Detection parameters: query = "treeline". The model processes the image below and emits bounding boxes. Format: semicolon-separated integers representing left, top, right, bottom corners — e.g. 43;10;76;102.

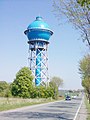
79;54;90;103
0;67;63;99
0;81;11;97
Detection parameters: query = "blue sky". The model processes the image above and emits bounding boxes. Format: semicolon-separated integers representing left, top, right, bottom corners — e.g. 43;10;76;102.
0;0;87;90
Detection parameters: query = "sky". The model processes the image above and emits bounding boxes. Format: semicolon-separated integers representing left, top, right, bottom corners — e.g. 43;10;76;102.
0;0;88;90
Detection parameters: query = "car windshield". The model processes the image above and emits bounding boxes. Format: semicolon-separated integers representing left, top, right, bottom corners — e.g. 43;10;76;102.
66;96;70;98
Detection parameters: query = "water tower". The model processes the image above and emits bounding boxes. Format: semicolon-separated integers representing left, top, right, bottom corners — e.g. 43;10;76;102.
24;16;53;86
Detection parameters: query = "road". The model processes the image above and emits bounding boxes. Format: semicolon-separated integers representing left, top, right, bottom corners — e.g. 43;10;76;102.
0;96;83;120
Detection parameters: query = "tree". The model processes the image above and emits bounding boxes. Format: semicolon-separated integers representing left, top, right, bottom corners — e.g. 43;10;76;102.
49;76;63;99
79;54;90;79
11;67;34;98
82;77;90;103
77;0;90;8
79;54;90;102
53;0;90;47
0;81;8;93
50;77;63;88
0;81;11;97
30;86;54;99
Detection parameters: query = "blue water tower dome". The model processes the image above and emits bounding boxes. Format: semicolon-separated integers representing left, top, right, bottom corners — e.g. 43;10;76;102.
24;16;53;42
24;16;53;86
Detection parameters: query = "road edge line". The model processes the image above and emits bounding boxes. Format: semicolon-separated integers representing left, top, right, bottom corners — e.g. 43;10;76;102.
73;97;83;120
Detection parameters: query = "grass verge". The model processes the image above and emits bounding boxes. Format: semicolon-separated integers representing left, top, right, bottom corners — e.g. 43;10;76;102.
0;97;63;111
85;97;90;120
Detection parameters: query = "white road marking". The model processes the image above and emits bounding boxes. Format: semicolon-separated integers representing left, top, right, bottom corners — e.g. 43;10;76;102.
73;97;83;120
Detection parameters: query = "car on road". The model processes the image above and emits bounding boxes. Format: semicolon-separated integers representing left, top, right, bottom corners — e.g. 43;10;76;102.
72;95;77;99
65;95;71;100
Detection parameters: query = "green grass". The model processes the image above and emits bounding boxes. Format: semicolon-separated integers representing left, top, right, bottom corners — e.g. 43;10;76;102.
85;97;90;120
0;97;59;111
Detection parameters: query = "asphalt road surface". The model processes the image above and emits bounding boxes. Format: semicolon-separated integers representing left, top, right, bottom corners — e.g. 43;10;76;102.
0;96;83;120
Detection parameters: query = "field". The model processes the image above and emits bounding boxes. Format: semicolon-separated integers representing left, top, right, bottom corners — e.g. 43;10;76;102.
0;97;54;111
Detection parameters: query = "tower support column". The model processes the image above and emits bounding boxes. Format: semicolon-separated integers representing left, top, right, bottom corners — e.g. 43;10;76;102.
28;41;49;86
